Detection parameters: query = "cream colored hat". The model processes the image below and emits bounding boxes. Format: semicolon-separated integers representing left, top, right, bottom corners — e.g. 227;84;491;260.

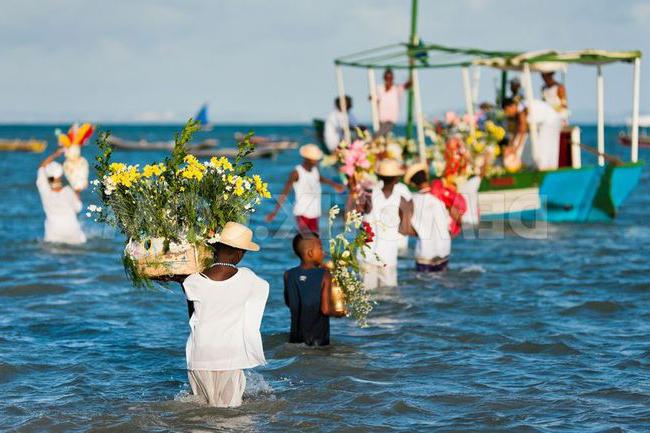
376;158;405;177
217;222;260;251
299;144;323;161
45;161;64;178
404;162;428;185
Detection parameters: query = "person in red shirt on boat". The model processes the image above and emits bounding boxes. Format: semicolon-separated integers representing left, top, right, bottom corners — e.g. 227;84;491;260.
266;144;345;233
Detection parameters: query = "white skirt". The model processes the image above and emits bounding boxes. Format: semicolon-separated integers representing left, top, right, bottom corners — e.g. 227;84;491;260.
188;369;246;407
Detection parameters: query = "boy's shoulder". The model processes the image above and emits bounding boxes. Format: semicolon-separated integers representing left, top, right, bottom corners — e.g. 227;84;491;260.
238;267;269;288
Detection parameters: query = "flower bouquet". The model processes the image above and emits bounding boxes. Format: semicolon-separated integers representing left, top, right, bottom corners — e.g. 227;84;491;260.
91;120;271;286
56;123;95;192
326;205;375;327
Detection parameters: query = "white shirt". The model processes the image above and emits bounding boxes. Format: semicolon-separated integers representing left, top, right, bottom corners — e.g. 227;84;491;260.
183;267;269;371
411;192;451;260
293;165;322;218
36;167;86;244
362;182;412;267
377;84;405;123
324;110;357;152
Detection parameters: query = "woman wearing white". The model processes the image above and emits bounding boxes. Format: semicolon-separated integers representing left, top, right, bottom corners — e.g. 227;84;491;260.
36;148;86;244
182;222;269;407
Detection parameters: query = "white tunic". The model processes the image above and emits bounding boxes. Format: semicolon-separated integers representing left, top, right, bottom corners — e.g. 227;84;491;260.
411;192;451;261
377;84;404;123
36;167;86;244
183;268;269;371
362;183;412;267
528;99;562;171
293;165;322;218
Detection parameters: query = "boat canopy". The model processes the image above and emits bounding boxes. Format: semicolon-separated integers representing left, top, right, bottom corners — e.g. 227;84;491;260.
334;43;519;70
475;49;642;71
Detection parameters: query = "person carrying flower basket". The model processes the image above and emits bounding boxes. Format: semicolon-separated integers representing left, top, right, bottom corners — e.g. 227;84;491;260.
284;231;344;346
266;144;345;233
358;159;413;289
182;222;269;407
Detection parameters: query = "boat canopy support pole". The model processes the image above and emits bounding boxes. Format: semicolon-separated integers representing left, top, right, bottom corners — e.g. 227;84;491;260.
336;65;352;144
631;57;641;163
412;68;426;162
597;65;605;166
522;63;538;159
368;68;380;133
462;66;476;135
471;65;481;110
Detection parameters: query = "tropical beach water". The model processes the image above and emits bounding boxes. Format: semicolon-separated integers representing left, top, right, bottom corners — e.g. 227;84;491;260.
1;124;649;432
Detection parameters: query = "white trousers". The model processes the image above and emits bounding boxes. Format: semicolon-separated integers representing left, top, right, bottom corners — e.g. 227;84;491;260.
362;264;398;289
188;369;246;407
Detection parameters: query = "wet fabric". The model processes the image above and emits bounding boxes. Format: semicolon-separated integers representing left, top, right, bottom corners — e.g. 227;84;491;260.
188;369;246;407
284;266;329;346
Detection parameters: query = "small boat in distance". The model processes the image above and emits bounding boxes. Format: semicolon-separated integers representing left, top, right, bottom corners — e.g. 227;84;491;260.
619;115;650;147
106;136;218;151
0;139;47;153
196;103;213;131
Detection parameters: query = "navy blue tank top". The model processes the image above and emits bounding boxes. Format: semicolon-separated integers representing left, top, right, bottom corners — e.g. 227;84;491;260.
284;266;330;346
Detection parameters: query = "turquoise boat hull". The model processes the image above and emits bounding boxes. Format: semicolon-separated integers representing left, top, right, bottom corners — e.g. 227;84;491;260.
478;162;644;222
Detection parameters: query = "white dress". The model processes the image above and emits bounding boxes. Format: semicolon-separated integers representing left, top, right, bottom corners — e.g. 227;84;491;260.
183;268;269;407
36;167;86;244
528;100;562;171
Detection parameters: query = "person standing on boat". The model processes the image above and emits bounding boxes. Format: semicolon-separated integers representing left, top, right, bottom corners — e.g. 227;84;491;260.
182;222;268;407
359;159;413;289
402;163;452;272
541;72;569;124
266;144;345;233
503;98;562;171
324;95;359;152
36;148;86;245
374;68;412;138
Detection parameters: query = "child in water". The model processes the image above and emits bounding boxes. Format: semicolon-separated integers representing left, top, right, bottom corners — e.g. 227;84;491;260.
284;232;344;346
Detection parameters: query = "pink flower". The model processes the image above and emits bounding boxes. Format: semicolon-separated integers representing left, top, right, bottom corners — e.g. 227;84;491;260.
445;111;459;125
462;113;476;126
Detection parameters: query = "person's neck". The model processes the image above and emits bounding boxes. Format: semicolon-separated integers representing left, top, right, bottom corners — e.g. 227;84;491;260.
300;260;320;270
418;183;430;192
382;182;395;196
302;161;313;170
204;258;239;281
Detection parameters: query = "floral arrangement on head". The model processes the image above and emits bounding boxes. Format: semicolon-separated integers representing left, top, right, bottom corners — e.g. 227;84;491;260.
326;205;375;327
90;120;272;284
56;123;95;148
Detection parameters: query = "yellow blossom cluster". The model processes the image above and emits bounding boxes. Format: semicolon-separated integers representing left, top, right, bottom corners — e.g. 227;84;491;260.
142;163;166;178
252;174;271;198
209;156;233;171
485;121;506;142
178;155;207;181
108;164;141;188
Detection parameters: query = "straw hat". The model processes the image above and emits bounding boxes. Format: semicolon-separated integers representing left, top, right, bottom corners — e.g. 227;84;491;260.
299;144;323;161
404;162;428;185
376;159;405;177
45;161;64;178
217;222;260;251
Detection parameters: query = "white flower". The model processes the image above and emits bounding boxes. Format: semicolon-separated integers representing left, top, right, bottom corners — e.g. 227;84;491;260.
328;205;340;220
85;212;92;218
342;250;350;258
206;233;221;244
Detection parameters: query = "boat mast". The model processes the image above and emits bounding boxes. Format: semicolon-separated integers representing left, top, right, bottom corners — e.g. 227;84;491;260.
406;0;418;140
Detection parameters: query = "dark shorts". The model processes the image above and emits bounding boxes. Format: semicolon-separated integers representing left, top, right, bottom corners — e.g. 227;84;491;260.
415;258;449;272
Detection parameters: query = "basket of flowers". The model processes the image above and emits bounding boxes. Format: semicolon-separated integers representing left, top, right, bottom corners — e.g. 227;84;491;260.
90;120;271;286
326;205;376;326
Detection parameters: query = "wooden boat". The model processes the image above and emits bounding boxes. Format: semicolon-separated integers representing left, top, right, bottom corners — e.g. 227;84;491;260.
234;132;298;151
618;116;650;147
188;146;278;159
107;135;218;151
0;139;47;153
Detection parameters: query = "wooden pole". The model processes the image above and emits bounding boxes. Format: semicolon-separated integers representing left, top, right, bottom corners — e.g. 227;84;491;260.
471;65;481;110
412;68;426;162
522;63;538;161
368;68;380;133
335;65;351;144
597;65;605;167
461;66;476;135
406;0;419;140
631;58;641;163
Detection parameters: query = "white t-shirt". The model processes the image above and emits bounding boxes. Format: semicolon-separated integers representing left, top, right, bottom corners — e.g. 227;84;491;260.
362;182;412;267
36;167;86;244
377;84;405;123
183;267;269;371
293;165;322;218
411;192;451;260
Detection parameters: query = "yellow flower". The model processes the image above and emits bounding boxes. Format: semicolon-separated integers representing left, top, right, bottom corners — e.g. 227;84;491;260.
109;162;126;172
234;177;245;196
209;156;233;171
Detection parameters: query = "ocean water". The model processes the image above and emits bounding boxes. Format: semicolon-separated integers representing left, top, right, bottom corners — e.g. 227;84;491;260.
0;124;649;432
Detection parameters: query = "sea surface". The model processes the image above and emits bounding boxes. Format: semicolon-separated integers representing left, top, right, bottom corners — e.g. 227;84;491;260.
0;124;649;432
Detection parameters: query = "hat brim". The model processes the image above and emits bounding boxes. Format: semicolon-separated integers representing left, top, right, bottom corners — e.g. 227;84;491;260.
299;150;323;161
219;239;260;252
377;169;405;177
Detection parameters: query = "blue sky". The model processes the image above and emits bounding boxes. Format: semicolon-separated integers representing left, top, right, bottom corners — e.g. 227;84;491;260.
0;0;648;123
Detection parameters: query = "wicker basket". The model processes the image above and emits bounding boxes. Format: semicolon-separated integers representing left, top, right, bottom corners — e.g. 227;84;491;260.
124;238;213;278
